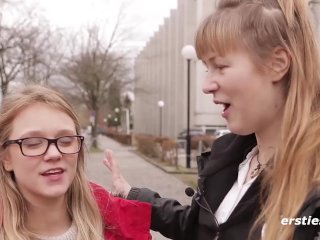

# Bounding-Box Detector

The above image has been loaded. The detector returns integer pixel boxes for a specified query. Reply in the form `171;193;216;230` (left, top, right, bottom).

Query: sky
5;0;177;49
40;0;176;29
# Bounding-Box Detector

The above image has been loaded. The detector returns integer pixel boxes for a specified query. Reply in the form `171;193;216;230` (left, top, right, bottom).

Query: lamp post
114;108;120;132
122;91;135;135
157;100;165;137
181;45;196;168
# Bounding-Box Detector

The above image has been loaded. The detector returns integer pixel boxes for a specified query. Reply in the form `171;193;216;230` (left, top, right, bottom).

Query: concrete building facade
133;0;320;138
133;0;224;138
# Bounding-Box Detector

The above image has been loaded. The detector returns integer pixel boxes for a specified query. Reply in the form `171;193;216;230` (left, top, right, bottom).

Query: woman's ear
2;153;13;172
268;47;290;82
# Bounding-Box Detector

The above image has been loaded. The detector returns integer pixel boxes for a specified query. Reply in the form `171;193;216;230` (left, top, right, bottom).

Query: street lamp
113;108;120;132
157;100;165;137
181;45;196;168
122;91;135;135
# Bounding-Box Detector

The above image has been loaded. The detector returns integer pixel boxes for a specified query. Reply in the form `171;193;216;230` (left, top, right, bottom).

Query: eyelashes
205;65;227;74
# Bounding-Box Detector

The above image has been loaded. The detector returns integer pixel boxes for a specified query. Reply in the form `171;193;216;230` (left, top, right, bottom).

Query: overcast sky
10;0;177;48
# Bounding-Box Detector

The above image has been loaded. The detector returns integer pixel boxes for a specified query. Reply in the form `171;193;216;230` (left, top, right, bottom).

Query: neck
255;113;283;165
26;196;72;236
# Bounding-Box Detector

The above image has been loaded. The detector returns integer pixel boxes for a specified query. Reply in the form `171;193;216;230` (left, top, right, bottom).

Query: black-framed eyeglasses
2;135;84;157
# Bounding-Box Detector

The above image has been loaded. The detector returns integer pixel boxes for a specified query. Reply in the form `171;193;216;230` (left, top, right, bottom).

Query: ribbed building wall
133;0;224;138
133;0;320;138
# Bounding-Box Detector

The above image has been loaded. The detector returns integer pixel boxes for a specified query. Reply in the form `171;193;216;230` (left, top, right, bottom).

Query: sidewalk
85;135;195;240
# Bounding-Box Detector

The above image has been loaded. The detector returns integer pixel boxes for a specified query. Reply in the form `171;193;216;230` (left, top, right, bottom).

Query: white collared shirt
214;146;258;224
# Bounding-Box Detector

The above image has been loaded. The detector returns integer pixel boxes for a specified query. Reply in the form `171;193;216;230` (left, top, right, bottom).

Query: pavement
85;135;195;240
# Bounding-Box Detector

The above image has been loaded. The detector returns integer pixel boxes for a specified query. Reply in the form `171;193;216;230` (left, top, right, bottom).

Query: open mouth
223;103;231;112
214;100;231;112
41;168;64;176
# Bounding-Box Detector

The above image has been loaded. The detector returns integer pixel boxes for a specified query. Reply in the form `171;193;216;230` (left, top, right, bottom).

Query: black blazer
128;134;262;240
128;133;320;240
196;133;260;240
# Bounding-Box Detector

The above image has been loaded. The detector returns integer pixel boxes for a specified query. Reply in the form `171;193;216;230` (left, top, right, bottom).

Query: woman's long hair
0;85;103;240
195;0;320;239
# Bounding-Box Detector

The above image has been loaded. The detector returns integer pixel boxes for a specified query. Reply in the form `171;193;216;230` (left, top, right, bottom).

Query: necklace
250;152;265;179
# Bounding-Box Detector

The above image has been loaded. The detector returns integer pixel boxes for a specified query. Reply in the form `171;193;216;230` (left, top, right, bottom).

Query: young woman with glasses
0;85;151;240
105;0;320;239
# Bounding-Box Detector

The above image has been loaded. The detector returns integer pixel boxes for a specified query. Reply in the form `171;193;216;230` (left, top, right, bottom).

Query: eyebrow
209;56;217;63
201;60;207;67
18;129;77;139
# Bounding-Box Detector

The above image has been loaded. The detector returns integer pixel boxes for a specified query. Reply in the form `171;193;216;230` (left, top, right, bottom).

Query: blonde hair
0;85;104;240
195;0;320;239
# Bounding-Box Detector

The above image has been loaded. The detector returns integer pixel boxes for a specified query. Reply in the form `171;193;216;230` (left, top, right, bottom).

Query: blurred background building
133;0;320;139
133;0;225;138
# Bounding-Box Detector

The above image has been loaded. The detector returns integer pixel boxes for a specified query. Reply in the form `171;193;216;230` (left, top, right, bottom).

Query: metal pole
186;59;191;168
159;107;162;137
125;108;130;135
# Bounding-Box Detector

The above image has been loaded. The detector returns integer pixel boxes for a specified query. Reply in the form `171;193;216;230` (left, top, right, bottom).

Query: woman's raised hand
103;149;132;198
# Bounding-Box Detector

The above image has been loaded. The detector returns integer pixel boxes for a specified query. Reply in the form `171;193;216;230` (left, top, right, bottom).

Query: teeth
45;169;62;174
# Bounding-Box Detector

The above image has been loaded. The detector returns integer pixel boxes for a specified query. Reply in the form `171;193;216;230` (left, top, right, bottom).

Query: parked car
214;129;231;138
177;128;205;140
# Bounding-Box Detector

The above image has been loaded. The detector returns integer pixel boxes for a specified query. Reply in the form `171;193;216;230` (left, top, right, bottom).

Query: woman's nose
202;77;219;94
44;144;62;161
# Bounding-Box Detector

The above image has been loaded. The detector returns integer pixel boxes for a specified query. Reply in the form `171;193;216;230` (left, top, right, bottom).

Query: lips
214;100;231;111
223;103;231;112
41;168;64;176
214;100;231;118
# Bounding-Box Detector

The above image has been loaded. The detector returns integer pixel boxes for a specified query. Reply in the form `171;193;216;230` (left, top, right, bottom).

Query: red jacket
90;182;152;240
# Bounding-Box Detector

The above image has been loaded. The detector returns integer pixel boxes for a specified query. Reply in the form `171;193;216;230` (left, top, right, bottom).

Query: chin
43;185;70;198
227;124;254;136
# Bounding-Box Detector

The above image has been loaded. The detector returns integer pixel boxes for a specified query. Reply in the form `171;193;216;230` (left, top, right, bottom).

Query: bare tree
62;22;131;148
0;6;62;96
0;17;32;95
21;26;63;85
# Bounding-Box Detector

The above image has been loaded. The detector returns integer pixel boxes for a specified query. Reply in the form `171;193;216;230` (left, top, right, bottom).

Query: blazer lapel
199;134;256;177
221;175;262;228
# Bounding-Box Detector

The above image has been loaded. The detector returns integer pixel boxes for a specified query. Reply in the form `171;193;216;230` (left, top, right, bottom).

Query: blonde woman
0;85;151;240
105;0;320;239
